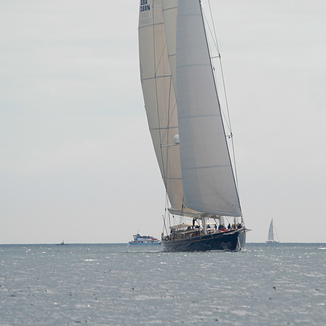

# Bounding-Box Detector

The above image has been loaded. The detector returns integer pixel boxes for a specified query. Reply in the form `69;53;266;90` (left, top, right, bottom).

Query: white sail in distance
139;0;242;217
268;219;275;241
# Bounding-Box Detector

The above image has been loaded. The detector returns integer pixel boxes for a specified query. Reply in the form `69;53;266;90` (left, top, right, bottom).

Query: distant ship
266;219;279;243
129;234;161;245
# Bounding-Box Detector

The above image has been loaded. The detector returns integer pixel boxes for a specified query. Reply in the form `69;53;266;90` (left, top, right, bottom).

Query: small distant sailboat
266;219;279;243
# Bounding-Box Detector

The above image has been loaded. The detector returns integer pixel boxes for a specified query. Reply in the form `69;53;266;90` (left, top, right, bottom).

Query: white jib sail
138;0;184;211
176;0;242;217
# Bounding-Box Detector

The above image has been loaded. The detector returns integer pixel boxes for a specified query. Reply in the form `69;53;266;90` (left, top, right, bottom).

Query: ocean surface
0;243;325;325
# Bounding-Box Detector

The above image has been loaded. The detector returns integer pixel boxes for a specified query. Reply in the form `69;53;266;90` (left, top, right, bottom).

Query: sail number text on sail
140;0;150;12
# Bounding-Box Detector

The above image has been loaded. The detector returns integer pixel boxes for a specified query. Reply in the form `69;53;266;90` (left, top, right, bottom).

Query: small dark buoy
273;286;276;290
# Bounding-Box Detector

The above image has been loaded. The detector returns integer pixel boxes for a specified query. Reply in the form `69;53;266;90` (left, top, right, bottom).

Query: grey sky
0;0;325;244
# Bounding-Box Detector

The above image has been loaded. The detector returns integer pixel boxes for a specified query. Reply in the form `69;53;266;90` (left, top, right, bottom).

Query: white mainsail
267;219;275;242
139;0;242;218
176;0;241;217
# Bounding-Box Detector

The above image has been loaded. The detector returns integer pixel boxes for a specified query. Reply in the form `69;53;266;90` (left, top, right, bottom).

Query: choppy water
0;243;325;325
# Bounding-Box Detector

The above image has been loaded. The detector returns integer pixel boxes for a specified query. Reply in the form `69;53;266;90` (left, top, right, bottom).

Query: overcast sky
0;0;325;244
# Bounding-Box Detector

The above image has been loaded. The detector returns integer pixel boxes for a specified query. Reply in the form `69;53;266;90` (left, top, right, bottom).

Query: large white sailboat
138;0;248;251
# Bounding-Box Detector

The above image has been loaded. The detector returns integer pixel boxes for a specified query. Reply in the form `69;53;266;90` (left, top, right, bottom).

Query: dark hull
129;242;161;245
162;229;247;252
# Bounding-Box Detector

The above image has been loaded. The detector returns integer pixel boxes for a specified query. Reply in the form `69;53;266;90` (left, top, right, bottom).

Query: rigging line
204;2;233;132
152;0;167;187
230;128;240;193
207;0;219;53
207;0;234;136
155;41;168;76
200;0;238;201
152;4;177;212
162;214;168;236
162;75;179;213
163;73;172;192
161;96;177;142
158;10;177;145
165;192;172;231
161;26;177;192
165;101;177;138
206;0;240;189
158;19;178;143
165;192;169;216
162;77;173;143
151;4;168;77
160;78;178;198
202;11;231;132
155;5;177;197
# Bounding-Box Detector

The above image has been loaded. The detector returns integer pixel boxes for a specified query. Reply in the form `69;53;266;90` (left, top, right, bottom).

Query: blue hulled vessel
138;0;248;252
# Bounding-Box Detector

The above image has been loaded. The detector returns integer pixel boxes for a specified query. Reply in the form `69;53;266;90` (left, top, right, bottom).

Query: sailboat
138;0;248;251
266;219;279;244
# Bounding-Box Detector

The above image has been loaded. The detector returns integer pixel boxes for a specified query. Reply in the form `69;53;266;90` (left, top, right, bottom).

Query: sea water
0;243;325;325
